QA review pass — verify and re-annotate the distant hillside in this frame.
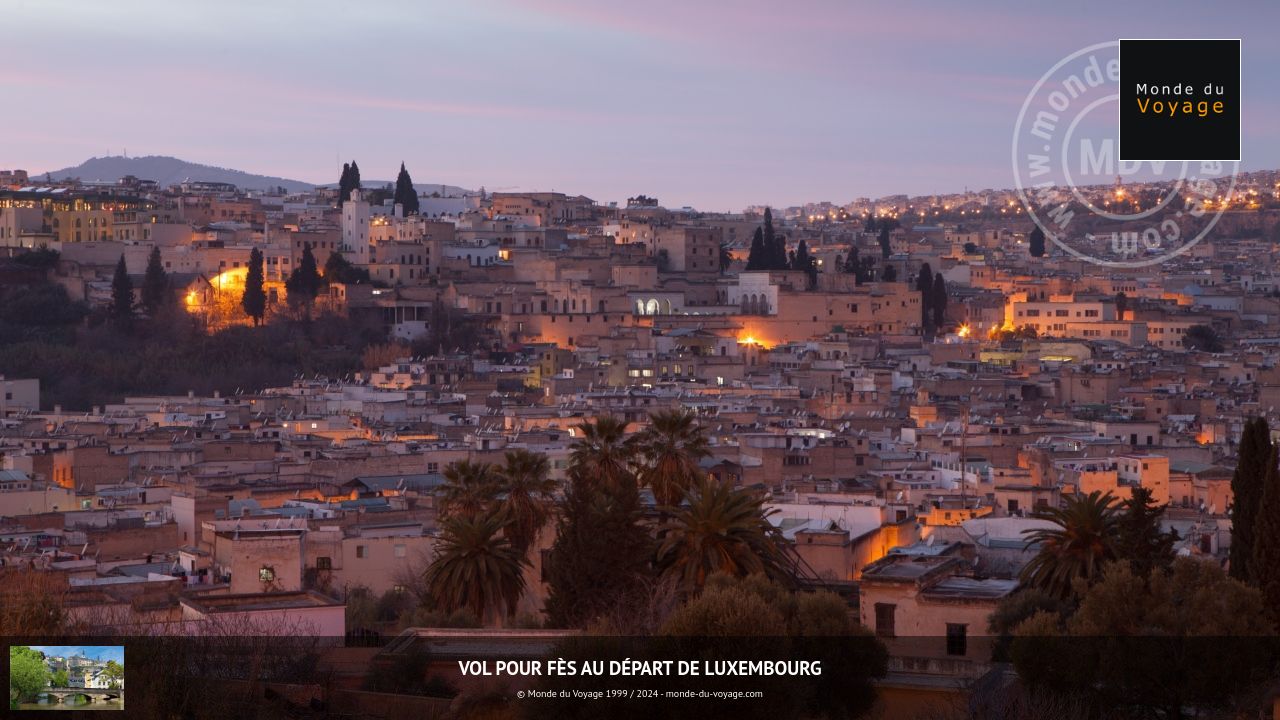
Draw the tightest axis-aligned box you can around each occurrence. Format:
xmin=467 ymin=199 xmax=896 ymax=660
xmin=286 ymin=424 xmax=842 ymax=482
xmin=43 ymin=156 xmax=316 ymax=192
xmin=43 ymin=155 xmax=473 ymax=196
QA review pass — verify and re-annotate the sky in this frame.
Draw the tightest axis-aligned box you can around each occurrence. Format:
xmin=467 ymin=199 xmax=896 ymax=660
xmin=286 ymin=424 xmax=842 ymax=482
xmin=27 ymin=646 xmax=126 ymax=664
xmin=3 ymin=0 xmax=1277 ymax=210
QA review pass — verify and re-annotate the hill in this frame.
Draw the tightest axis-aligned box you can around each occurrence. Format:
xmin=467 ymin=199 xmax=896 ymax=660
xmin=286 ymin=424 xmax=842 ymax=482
xmin=43 ymin=156 xmax=473 ymax=196
xmin=43 ymin=156 xmax=315 ymax=192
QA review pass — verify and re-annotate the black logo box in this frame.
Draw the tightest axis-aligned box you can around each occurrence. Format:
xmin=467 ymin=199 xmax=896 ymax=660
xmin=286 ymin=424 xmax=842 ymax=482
xmin=1119 ymin=39 xmax=1241 ymax=162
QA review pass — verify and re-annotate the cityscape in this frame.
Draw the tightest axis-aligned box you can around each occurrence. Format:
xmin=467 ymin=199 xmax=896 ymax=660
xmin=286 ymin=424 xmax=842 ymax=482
xmin=4 ymin=2 xmax=1280 ymax=719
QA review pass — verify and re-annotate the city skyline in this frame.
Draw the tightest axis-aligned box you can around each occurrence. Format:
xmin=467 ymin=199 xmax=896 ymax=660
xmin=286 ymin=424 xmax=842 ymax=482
xmin=6 ymin=0 xmax=1279 ymax=210
xmin=26 ymin=646 xmax=125 ymax=665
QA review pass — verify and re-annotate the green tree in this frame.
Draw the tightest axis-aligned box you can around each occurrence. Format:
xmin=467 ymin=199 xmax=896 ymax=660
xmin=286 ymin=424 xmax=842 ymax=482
xmin=931 ymin=273 xmax=948 ymax=328
xmin=101 ymin=660 xmax=123 ymax=689
xmin=1183 ymin=324 xmax=1224 ymax=352
xmin=323 ymin=250 xmax=372 ymax=285
xmin=141 ymin=245 xmax=169 ymax=314
xmin=338 ymin=160 xmax=362 ymax=203
xmin=438 ymin=460 xmax=499 ymax=520
xmin=878 ymin=224 xmax=891 ymax=259
xmin=393 ymin=162 xmax=420 ymax=215
xmin=285 ymin=242 xmax=322 ymax=306
xmin=763 ymin=207 xmax=785 ymax=270
xmin=1011 ymin=560 xmax=1275 ymax=719
xmin=881 ymin=263 xmax=897 ymax=282
xmin=51 ymin=668 xmax=68 ymax=688
xmin=660 ymin=575 xmax=788 ymax=636
xmin=745 ymin=227 xmax=766 ymax=271
xmin=1029 ymin=225 xmax=1046 ymax=257
xmin=109 ymin=253 xmax=133 ymax=322
xmin=495 ymin=449 xmax=557 ymax=554
xmin=657 ymin=574 xmax=887 ymax=720
xmin=1252 ymin=443 xmax=1280 ymax=617
xmin=543 ymin=471 xmax=653 ymax=628
xmin=241 ymin=247 xmax=266 ymax=326
xmin=1231 ymin=416 xmax=1271 ymax=582
xmin=9 ymin=645 xmax=48 ymax=704
xmin=635 ymin=409 xmax=709 ymax=508
xmin=1114 ymin=486 xmax=1177 ymax=578
xmin=963 ymin=241 xmax=978 ymax=254
xmin=1115 ymin=291 xmax=1128 ymax=317
xmin=916 ymin=263 xmax=934 ymax=329
xmin=656 ymin=478 xmax=789 ymax=593
xmin=1020 ymin=491 xmax=1120 ymax=599
xmin=424 ymin=510 xmax=528 ymax=622
xmin=12 ymin=245 xmax=59 ymax=269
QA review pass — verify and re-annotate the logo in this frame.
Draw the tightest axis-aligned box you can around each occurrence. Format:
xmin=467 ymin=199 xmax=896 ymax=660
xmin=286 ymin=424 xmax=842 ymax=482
xmin=1012 ymin=41 xmax=1240 ymax=267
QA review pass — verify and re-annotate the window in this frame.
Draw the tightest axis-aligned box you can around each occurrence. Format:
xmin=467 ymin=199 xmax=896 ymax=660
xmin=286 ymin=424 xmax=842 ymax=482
xmin=394 ymin=544 xmax=406 ymax=558
xmin=874 ymin=603 xmax=896 ymax=638
xmin=356 ymin=545 xmax=366 ymax=559
xmin=316 ymin=556 xmax=332 ymax=570
xmin=259 ymin=566 xmax=275 ymax=583
xmin=946 ymin=623 xmax=968 ymax=656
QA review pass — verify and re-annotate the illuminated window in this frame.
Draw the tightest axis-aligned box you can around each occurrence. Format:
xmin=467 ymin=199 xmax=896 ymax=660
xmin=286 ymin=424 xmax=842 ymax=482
xmin=259 ymin=566 xmax=275 ymax=582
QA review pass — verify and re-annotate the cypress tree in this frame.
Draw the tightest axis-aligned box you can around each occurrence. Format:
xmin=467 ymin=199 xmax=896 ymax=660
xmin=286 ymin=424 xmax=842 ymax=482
xmin=774 ymin=235 xmax=790 ymax=270
xmin=349 ymin=160 xmax=361 ymax=195
xmin=109 ymin=254 xmax=133 ymax=321
xmin=792 ymin=239 xmax=809 ymax=271
xmin=844 ymin=247 xmax=859 ymax=274
xmin=242 ymin=247 xmax=266 ymax=326
xmin=1116 ymin=486 xmax=1177 ymax=578
xmin=338 ymin=162 xmax=352 ymax=203
xmin=882 ymin=264 xmax=898 ymax=282
xmin=932 ymin=274 xmax=948 ymax=327
xmin=1029 ymin=226 xmax=1046 ymax=257
xmin=746 ymin=227 xmax=765 ymax=271
xmin=285 ymin=242 xmax=323 ymax=306
xmin=1253 ymin=443 xmax=1280 ymax=617
xmin=141 ymin=245 xmax=169 ymax=314
xmin=917 ymin=263 xmax=934 ymax=330
xmin=1231 ymin=417 xmax=1272 ymax=582
xmin=763 ymin=208 xmax=784 ymax=270
xmin=878 ymin=225 xmax=891 ymax=259
xmin=393 ymin=162 xmax=420 ymax=215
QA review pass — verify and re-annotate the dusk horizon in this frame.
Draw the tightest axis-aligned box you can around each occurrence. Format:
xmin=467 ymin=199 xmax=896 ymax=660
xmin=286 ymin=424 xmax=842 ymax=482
xmin=7 ymin=0 xmax=1279 ymax=210
xmin=5 ymin=3 xmax=1280 ymax=719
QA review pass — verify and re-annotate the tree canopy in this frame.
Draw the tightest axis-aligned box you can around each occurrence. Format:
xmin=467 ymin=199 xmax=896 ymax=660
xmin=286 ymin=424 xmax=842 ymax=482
xmin=393 ymin=162 xmax=420 ymax=215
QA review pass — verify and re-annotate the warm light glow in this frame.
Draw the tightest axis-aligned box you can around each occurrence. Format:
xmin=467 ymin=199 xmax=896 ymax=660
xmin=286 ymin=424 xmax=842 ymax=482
xmin=957 ymin=324 xmax=971 ymax=338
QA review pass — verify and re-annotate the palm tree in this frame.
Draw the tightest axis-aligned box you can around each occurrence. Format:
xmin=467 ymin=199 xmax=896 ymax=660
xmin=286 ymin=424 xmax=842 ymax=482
xmin=425 ymin=510 xmax=528 ymax=622
xmin=568 ymin=416 xmax=637 ymax=496
xmin=438 ymin=460 xmax=499 ymax=519
xmin=1020 ymin=490 xmax=1121 ymax=599
xmin=656 ymin=478 xmax=789 ymax=593
xmin=495 ymin=448 xmax=557 ymax=554
xmin=636 ymin=409 xmax=710 ymax=508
